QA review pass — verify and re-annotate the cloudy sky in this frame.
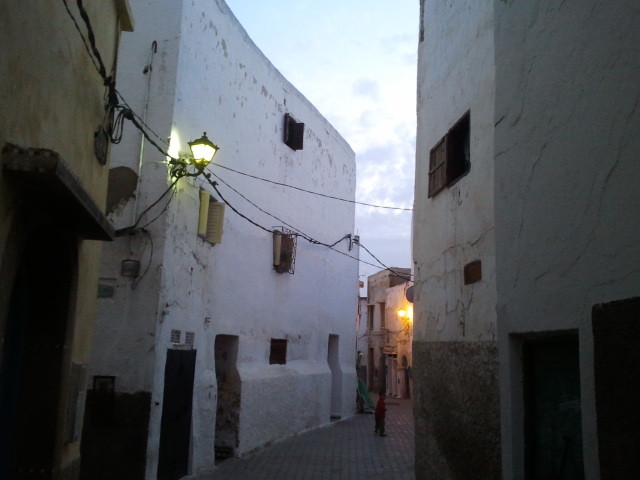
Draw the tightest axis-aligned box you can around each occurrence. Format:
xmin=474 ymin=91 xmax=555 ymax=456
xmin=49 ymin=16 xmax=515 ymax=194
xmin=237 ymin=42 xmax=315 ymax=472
xmin=224 ymin=0 xmax=419 ymax=290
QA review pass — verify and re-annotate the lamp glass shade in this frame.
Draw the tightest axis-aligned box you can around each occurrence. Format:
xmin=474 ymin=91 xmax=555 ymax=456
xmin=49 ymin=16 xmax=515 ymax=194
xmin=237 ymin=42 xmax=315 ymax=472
xmin=189 ymin=132 xmax=219 ymax=165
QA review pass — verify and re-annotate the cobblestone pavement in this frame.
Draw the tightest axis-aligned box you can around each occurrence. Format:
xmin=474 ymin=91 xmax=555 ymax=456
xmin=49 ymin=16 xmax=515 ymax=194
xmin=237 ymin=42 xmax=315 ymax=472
xmin=185 ymin=398 xmax=415 ymax=480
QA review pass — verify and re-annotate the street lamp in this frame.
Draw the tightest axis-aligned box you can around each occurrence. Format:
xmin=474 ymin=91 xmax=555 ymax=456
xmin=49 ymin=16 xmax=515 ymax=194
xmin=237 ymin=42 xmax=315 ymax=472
xmin=169 ymin=132 xmax=220 ymax=179
xmin=397 ymin=307 xmax=413 ymax=323
xmin=188 ymin=132 xmax=219 ymax=168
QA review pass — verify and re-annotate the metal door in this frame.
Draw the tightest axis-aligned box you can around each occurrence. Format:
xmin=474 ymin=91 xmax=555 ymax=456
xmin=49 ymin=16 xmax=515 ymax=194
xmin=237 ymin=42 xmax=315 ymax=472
xmin=523 ymin=336 xmax=584 ymax=480
xmin=157 ymin=349 xmax=196 ymax=480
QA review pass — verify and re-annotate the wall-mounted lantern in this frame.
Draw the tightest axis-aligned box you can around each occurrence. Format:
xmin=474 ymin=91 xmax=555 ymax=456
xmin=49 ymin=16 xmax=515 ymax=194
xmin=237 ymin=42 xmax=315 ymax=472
xmin=169 ymin=132 xmax=220 ymax=179
xmin=398 ymin=307 xmax=413 ymax=323
xmin=188 ymin=132 xmax=219 ymax=167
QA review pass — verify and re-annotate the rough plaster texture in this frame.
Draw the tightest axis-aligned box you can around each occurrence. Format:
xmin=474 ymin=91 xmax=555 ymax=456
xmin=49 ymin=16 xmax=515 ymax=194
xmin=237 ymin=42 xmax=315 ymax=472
xmin=413 ymin=0 xmax=497 ymax=345
xmin=413 ymin=341 xmax=501 ymax=480
xmin=494 ymin=2 xmax=640 ymax=478
xmin=88 ymin=0 xmax=357 ymax=477
xmin=381 ymin=282 xmax=413 ymax=398
xmin=412 ymin=1 xmax=500 ymax=478
xmin=0 ymin=2 xmax=130 ymax=476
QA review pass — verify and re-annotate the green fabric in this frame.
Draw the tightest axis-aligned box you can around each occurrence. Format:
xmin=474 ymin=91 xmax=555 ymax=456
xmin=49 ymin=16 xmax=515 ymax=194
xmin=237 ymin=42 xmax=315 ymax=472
xmin=357 ymin=378 xmax=374 ymax=411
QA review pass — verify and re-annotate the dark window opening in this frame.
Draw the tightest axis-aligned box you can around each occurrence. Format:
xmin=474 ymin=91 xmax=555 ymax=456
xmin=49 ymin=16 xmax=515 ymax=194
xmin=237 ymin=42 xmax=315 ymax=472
xmin=464 ymin=260 xmax=482 ymax=285
xmin=379 ymin=302 xmax=386 ymax=329
xmin=367 ymin=305 xmax=374 ymax=331
xmin=428 ymin=111 xmax=470 ymax=197
xmin=284 ymin=113 xmax=304 ymax=151
xmin=269 ymin=339 xmax=287 ymax=365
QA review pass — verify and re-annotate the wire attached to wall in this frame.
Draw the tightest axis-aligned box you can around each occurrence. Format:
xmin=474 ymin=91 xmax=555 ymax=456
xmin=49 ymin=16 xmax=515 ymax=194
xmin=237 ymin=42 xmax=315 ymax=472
xmin=61 ymin=1 xmax=412 ymax=280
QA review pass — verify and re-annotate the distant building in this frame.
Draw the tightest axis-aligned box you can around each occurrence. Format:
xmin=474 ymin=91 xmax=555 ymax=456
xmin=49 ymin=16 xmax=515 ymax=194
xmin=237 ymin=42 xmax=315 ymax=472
xmin=413 ymin=1 xmax=640 ymax=479
xmin=82 ymin=0 xmax=357 ymax=479
xmin=356 ymin=295 xmax=368 ymax=381
xmin=365 ymin=268 xmax=412 ymax=395
xmin=0 ymin=2 xmax=132 ymax=479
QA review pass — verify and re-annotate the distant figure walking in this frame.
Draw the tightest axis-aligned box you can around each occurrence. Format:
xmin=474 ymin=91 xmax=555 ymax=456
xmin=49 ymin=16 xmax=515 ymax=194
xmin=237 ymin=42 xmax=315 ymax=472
xmin=374 ymin=391 xmax=387 ymax=437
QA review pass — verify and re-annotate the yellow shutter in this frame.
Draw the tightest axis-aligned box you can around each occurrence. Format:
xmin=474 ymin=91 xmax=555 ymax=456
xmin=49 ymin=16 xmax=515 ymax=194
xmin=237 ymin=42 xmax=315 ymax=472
xmin=198 ymin=189 xmax=210 ymax=237
xmin=205 ymin=201 xmax=225 ymax=244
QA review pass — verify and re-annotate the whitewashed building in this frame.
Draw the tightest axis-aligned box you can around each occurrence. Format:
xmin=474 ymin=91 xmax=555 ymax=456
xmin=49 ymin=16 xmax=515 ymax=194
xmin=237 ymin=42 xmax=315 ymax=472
xmin=364 ymin=269 xmax=412 ymax=395
xmin=382 ymin=281 xmax=413 ymax=399
xmin=356 ymin=295 xmax=368 ymax=381
xmin=412 ymin=0 xmax=500 ymax=478
xmin=83 ymin=1 xmax=358 ymax=478
xmin=413 ymin=1 xmax=640 ymax=479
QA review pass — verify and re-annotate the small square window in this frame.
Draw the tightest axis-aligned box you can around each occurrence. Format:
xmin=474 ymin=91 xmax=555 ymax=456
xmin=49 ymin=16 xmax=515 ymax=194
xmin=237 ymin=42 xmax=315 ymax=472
xmin=269 ymin=339 xmax=287 ymax=364
xmin=284 ymin=113 xmax=304 ymax=151
xmin=428 ymin=111 xmax=470 ymax=197
xmin=198 ymin=189 xmax=225 ymax=244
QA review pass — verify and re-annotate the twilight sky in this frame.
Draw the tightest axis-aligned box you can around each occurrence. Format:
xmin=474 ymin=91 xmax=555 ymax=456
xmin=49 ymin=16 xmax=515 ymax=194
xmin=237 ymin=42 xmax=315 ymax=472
xmin=224 ymin=0 xmax=418 ymax=290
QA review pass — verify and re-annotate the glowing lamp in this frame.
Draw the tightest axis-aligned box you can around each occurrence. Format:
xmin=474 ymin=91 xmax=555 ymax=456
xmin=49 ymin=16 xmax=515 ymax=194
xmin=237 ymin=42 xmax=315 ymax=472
xmin=188 ymin=132 xmax=219 ymax=166
xmin=398 ymin=307 xmax=413 ymax=323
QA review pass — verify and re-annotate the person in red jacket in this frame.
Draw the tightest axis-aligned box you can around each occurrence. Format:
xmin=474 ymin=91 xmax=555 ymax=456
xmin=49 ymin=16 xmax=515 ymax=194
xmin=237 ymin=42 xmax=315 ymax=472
xmin=374 ymin=391 xmax=387 ymax=436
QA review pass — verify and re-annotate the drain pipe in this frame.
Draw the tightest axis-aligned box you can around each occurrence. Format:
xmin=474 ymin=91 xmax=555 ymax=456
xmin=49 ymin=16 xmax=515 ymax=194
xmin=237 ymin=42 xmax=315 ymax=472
xmin=129 ymin=40 xmax=158 ymax=252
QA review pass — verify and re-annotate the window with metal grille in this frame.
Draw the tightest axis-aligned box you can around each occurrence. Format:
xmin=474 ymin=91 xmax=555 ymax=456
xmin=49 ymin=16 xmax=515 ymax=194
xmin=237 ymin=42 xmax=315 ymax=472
xmin=269 ymin=339 xmax=287 ymax=364
xmin=428 ymin=111 xmax=470 ymax=197
xmin=283 ymin=113 xmax=304 ymax=151
xmin=170 ymin=329 xmax=181 ymax=343
xmin=198 ymin=189 xmax=225 ymax=244
xmin=273 ymin=228 xmax=297 ymax=274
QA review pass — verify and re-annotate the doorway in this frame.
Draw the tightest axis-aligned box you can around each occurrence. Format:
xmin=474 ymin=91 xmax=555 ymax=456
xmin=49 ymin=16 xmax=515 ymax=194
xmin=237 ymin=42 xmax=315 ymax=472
xmin=0 ymin=231 xmax=75 ymax=479
xmin=214 ymin=335 xmax=240 ymax=463
xmin=157 ymin=349 xmax=196 ymax=480
xmin=327 ymin=335 xmax=342 ymax=420
xmin=523 ymin=335 xmax=584 ymax=480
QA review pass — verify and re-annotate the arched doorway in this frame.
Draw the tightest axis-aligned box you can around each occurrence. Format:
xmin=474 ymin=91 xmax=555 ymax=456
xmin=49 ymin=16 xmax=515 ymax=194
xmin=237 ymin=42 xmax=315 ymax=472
xmin=0 ymin=227 xmax=76 ymax=478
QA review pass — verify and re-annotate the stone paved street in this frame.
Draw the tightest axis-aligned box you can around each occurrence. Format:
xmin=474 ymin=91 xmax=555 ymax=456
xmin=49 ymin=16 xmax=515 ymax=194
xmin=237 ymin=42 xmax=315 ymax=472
xmin=185 ymin=398 xmax=414 ymax=480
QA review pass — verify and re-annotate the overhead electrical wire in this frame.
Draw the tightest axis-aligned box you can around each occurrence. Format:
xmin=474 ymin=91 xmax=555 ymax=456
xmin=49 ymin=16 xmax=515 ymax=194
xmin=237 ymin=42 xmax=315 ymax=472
xmin=212 ymin=163 xmax=413 ymax=212
xmin=206 ymin=173 xmax=411 ymax=278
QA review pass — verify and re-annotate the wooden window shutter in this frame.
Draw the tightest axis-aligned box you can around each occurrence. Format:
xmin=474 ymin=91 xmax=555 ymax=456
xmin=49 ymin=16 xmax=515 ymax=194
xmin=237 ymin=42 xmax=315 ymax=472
xmin=205 ymin=201 xmax=224 ymax=244
xmin=428 ymin=135 xmax=447 ymax=197
xmin=198 ymin=190 xmax=225 ymax=244
xmin=198 ymin=189 xmax=210 ymax=237
xmin=284 ymin=113 xmax=304 ymax=151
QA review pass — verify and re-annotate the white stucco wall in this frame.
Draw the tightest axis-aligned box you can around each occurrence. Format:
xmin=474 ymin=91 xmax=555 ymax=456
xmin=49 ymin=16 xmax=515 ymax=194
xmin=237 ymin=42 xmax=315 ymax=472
xmin=412 ymin=2 xmax=503 ymax=478
xmin=356 ymin=297 xmax=368 ymax=363
xmin=91 ymin=0 xmax=358 ymax=477
xmin=494 ymin=2 xmax=640 ymax=478
xmin=91 ymin=0 xmax=183 ymax=395
xmin=383 ymin=283 xmax=413 ymax=398
xmin=413 ymin=0 xmax=496 ymax=344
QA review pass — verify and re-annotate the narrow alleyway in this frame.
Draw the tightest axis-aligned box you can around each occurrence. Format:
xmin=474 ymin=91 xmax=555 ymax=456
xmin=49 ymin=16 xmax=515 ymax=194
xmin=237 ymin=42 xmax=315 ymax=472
xmin=186 ymin=398 xmax=415 ymax=480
